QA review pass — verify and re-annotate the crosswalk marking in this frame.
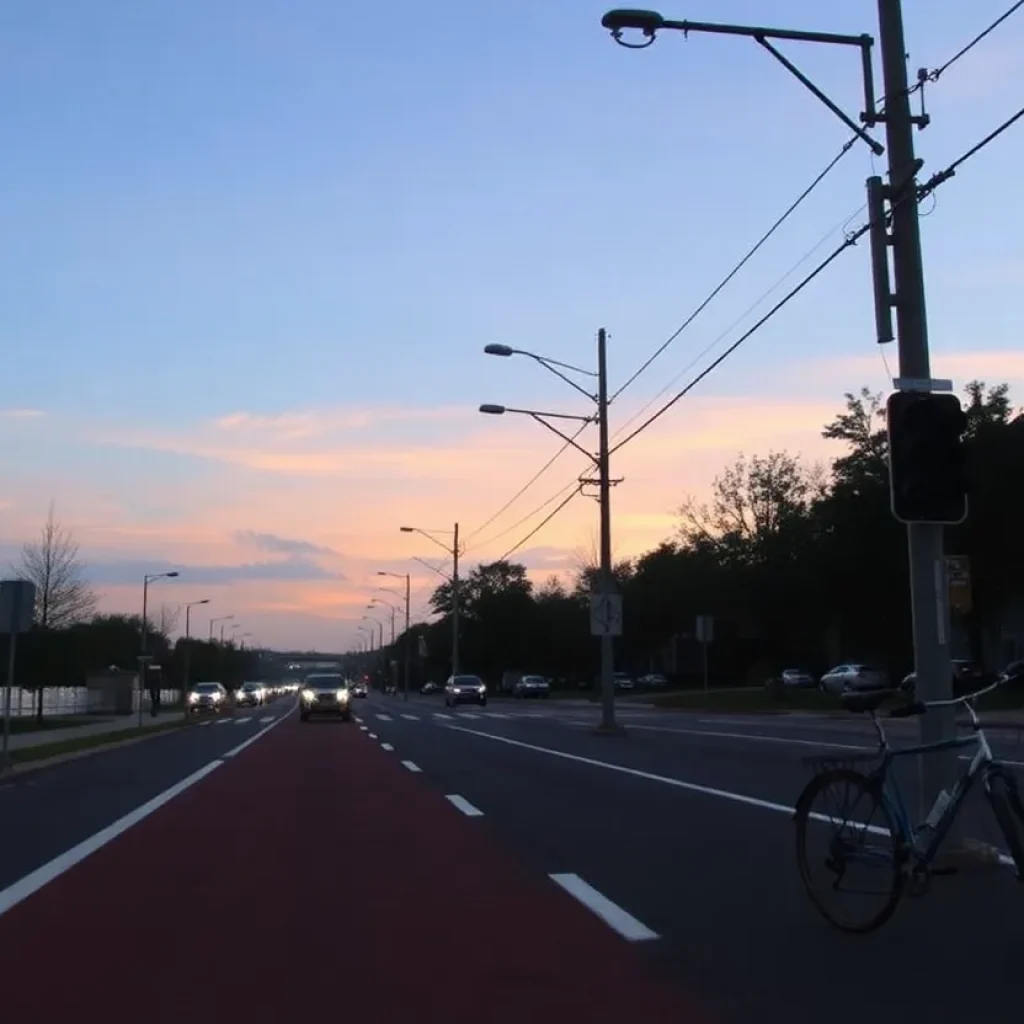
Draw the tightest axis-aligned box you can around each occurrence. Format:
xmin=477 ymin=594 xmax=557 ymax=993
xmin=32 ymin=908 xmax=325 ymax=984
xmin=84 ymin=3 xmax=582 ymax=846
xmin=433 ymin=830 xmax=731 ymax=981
xmin=401 ymin=714 xmax=419 ymax=721
xmin=375 ymin=714 xmax=393 ymax=722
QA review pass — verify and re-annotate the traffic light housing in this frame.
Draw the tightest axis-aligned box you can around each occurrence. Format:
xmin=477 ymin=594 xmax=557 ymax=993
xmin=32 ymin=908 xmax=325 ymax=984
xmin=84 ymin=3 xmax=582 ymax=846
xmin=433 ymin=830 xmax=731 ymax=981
xmin=886 ymin=390 xmax=968 ymax=524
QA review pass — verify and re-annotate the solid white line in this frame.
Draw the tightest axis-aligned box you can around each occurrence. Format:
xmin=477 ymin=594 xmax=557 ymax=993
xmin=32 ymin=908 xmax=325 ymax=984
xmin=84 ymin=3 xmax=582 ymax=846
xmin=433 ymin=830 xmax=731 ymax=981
xmin=629 ymin=724 xmax=869 ymax=752
xmin=445 ymin=794 xmax=483 ymax=817
xmin=433 ymin=713 xmax=453 ymax=720
xmin=549 ymin=873 xmax=658 ymax=942
xmin=368 ymin=733 xmax=377 ymax=740
xmin=376 ymin=714 xmax=393 ymax=722
xmin=222 ymin=709 xmax=291 ymax=758
xmin=0 ymin=760 xmax=223 ymax=920
xmin=401 ymin=714 xmax=419 ymax=721
xmin=381 ymin=742 xmax=394 ymax=751
xmin=401 ymin=760 xmax=421 ymax=772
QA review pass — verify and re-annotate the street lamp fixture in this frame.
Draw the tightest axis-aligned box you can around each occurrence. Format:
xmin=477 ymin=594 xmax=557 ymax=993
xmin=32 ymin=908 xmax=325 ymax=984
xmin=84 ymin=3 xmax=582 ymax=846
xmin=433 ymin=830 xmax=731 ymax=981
xmin=139 ymin=570 xmax=180 ymax=727
xmin=377 ymin=570 xmax=412 ymax=701
xmin=181 ymin=598 xmax=210 ymax=699
xmin=209 ymin=614 xmax=234 ymax=642
xmin=479 ymin=404 xmax=505 ymax=415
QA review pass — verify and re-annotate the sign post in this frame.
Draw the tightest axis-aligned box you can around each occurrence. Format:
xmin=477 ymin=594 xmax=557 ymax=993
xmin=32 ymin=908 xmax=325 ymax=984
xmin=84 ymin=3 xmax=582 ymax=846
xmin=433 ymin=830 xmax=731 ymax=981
xmin=1 ymin=580 xmax=37 ymax=772
xmin=695 ymin=615 xmax=714 ymax=700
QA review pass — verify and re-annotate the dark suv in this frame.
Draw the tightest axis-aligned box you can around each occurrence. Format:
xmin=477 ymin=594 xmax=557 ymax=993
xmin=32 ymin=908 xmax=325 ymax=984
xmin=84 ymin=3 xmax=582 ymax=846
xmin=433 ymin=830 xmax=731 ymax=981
xmin=300 ymin=674 xmax=352 ymax=722
xmin=445 ymin=675 xmax=487 ymax=708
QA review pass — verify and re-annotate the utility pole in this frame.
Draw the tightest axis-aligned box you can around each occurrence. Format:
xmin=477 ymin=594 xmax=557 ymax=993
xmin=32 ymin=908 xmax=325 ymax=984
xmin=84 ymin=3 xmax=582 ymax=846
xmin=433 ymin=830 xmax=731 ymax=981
xmin=403 ymin=573 xmax=411 ymax=702
xmin=451 ymin=522 xmax=461 ymax=677
xmin=873 ymin=0 xmax=956 ymax=817
xmin=595 ymin=328 xmax=617 ymax=733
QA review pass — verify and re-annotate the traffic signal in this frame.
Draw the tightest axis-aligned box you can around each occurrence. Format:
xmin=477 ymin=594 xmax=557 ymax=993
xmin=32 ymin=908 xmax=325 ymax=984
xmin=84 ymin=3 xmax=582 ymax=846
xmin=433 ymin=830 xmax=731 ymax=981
xmin=886 ymin=390 xmax=968 ymax=524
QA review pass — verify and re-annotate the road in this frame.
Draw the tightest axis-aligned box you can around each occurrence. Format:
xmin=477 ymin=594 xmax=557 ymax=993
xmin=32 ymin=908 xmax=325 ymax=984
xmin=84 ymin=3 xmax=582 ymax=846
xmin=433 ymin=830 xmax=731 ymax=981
xmin=0 ymin=694 xmax=1020 ymax=1022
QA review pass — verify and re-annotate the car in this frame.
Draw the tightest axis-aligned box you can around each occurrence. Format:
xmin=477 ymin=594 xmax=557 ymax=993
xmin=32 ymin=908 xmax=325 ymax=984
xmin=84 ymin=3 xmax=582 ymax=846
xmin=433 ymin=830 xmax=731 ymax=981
xmin=513 ymin=674 xmax=550 ymax=698
xmin=300 ymin=674 xmax=352 ymax=722
xmin=421 ymin=681 xmax=440 ymax=694
xmin=820 ymin=664 xmax=890 ymax=695
xmin=350 ymin=681 xmax=368 ymax=698
xmin=445 ymin=675 xmax=487 ymax=707
xmin=187 ymin=681 xmax=228 ymax=714
xmin=235 ymin=681 xmax=265 ymax=708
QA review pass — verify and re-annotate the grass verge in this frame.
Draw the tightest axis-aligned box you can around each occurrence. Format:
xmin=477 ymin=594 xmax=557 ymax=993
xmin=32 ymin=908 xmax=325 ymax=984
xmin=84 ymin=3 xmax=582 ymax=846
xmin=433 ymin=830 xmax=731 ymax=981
xmin=9 ymin=719 xmax=190 ymax=766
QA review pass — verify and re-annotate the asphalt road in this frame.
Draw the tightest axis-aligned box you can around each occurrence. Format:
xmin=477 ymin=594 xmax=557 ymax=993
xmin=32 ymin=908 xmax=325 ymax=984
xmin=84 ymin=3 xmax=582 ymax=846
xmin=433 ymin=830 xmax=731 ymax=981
xmin=0 ymin=691 xmax=1020 ymax=1022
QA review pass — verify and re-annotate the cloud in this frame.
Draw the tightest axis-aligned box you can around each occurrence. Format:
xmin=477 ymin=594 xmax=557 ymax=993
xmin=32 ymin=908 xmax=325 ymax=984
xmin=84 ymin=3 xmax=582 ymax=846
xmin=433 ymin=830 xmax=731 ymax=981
xmin=0 ymin=409 xmax=44 ymax=419
xmin=84 ymin=556 xmax=345 ymax=587
xmin=235 ymin=530 xmax=335 ymax=556
xmin=212 ymin=405 xmax=469 ymax=440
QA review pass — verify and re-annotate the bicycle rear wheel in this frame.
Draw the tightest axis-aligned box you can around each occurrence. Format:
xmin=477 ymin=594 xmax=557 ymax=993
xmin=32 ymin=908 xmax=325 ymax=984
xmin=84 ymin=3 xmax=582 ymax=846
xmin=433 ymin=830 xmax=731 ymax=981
xmin=984 ymin=765 xmax=1024 ymax=879
xmin=794 ymin=767 xmax=909 ymax=933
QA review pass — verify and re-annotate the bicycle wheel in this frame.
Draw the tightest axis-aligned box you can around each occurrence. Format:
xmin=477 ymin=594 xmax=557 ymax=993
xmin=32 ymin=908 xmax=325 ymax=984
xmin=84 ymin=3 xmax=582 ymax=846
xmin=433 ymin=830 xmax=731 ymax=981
xmin=794 ymin=767 xmax=910 ymax=933
xmin=984 ymin=765 xmax=1024 ymax=879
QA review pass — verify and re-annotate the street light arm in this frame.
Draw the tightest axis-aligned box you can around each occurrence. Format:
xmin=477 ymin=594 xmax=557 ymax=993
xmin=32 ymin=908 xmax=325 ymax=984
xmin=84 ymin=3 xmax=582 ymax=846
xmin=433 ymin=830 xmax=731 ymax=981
xmin=528 ymin=354 xmax=599 ymax=401
xmin=412 ymin=556 xmax=451 ymax=582
xmin=406 ymin=527 xmax=455 ymax=558
xmin=528 ymin=413 xmax=597 ymax=463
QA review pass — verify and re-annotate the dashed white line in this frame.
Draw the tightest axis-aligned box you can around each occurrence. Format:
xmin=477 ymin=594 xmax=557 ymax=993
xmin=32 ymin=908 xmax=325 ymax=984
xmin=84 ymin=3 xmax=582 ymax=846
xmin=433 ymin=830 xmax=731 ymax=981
xmin=460 ymin=713 xmax=480 ymax=720
xmin=549 ymin=873 xmax=658 ymax=942
xmin=445 ymin=794 xmax=483 ymax=817
xmin=401 ymin=714 xmax=419 ymax=721
xmin=375 ymin=714 xmax=393 ymax=722
xmin=368 ymin=733 xmax=378 ymax=740
xmin=234 ymin=717 xmax=251 ymax=726
xmin=359 ymin=725 xmax=368 ymax=731
xmin=380 ymin=742 xmax=394 ymax=751
xmin=259 ymin=716 xmax=274 ymax=724
xmin=484 ymin=712 xmax=510 ymax=719
xmin=433 ymin=713 xmax=453 ymax=720
xmin=401 ymin=760 xmax=421 ymax=772
xmin=215 ymin=719 xmax=231 ymax=726
xmin=199 ymin=721 xmax=212 ymax=727
xmin=0 ymin=760 xmax=223 ymax=920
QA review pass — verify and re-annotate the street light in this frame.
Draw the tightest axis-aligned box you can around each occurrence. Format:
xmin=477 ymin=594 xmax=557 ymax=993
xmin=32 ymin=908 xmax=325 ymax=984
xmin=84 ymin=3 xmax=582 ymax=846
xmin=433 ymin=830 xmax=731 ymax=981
xmin=369 ymin=599 xmax=398 ymax=644
xmin=182 ymin=598 xmax=210 ymax=702
xmin=481 ymin=332 xmax=623 ymax=734
xmin=377 ymin=571 xmax=412 ymax=701
xmin=210 ymin=614 xmax=234 ymax=642
xmin=140 ymin=571 xmax=179 ymax=726
xmin=362 ymin=615 xmax=384 ymax=651
xmin=399 ymin=524 xmax=461 ymax=677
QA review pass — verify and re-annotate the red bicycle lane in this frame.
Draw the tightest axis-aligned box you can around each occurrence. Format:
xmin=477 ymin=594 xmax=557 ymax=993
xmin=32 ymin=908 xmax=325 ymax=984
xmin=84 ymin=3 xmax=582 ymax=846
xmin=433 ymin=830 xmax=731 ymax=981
xmin=0 ymin=716 xmax=712 ymax=1024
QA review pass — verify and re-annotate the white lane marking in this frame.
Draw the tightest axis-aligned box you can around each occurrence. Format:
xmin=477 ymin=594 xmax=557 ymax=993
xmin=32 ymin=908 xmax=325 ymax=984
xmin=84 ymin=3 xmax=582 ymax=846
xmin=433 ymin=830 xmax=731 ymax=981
xmin=200 ymin=721 xmax=212 ymax=728
xmin=460 ymin=713 xmax=480 ymax=720
xmin=0 ymin=760 xmax=223 ymax=920
xmin=446 ymin=794 xmax=483 ymax=817
xmin=445 ymin=725 xmax=1019 ymax=867
xmin=354 ymin=717 xmax=363 ymax=724
xmin=549 ymin=873 xmax=658 ymax=942
xmin=484 ymin=712 xmax=510 ymax=719
xmin=401 ymin=760 xmax=421 ymax=772
xmin=401 ymin=714 xmax=419 ymax=721
xmin=215 ymin=718 xmax=231 ymax=725
xmin=234 ymin=717 xmax=252 ymax=725
xmin=433 ymin=713 xmax=453 ymax=720
xmin=359 ymin=725 xmax=368 ymax=732
xmin=376 ymin=714 xmax=393 ymax=722
xmin=259 ymin=716 xmax=274 ymax=724
xmin=222 ymin=709 xmax=291 ymax=758
xmin=368 ymin=733 xmax=378 ymax=740
xmin=380 ymin=742 xmax=395 ymax=751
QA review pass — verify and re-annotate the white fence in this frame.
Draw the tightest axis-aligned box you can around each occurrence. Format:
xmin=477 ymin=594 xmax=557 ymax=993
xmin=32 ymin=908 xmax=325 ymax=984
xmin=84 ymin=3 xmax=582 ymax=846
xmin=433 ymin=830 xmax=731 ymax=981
xmin=2 ymin=685 xmax=183 ymax=717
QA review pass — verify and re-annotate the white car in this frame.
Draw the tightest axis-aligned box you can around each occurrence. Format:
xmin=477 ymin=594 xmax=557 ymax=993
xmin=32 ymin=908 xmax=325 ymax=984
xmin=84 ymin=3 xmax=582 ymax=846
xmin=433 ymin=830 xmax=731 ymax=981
xmin=819 ymin=664 xmax=890 ymax=695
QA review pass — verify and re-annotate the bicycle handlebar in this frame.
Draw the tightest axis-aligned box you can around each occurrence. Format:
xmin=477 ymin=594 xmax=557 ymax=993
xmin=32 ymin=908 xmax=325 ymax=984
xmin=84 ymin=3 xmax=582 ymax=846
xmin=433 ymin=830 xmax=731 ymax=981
xmin=888 ymin=674 xmax=1005 ymax=718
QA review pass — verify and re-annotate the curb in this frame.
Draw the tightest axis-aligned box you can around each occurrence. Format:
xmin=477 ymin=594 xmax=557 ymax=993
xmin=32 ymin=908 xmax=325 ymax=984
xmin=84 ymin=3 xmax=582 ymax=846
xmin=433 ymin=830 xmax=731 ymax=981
xmin=1 ymin=720 xmax=191 ymax=779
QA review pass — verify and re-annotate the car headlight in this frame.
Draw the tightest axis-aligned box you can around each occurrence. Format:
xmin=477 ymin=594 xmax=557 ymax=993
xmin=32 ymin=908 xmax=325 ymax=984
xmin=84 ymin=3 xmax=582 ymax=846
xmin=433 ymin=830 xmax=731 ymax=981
xmin=477 ymin=685 xmax=486 ymax=694
xmin=211 ymin=692 xmax=222 ymax=702
xmin=337 ymin=689 xmax=349 ymax=702
xmin=302 ymin=689 xmax=315 ymax=702
xmin=188 ymin=693 xmax=199 ymax=703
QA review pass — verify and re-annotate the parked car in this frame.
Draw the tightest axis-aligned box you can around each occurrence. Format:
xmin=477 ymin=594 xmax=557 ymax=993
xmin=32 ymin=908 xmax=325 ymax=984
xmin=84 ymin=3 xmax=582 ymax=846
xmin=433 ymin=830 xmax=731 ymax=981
xmin=188 ymin=681 xmax=228 ymax=714
xmin=637 ymin=673 xmax=669 ymax=688
xmin=445 ymin=675 xmax=487 ymax=707
xmin=780 ymin=668 xmax=817 ymax=689
xmin=819 ymin=664 xmax=890 ymax=695
xmin=513 ymin=675 xmax=550 ymax=698
xmin=613 ymin=672 xmax=635 ymax=691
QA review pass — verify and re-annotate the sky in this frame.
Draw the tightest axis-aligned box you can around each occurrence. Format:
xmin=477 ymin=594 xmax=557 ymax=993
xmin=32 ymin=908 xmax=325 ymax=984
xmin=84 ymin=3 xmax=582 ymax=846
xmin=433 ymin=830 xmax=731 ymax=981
xmin=1 ymin=0 xmax=1022 ymax=651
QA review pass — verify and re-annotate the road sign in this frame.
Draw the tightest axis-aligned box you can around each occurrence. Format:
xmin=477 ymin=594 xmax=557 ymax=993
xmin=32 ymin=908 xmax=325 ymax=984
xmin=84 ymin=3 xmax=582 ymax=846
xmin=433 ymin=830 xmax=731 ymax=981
xmin=695 ymin=614 xmax=714 ymax=644
xmin=0 ymin=580 xmax=36 ymax=634
xmin=589 ymin=593 xmax=623 ymax=637
xmin=946 ymin=555 xmax=972 ymax=614
xmin=417 ymin=635 xmax=429 ymax=658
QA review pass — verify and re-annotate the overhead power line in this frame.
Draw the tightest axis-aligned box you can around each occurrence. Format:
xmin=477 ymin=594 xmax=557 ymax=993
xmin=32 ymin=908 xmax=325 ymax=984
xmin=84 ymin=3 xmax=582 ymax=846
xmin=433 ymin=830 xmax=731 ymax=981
xmin=473 ymin=478 xmax=581 ymax=551
xmin=927 ymin=0 xmax=1024 ymax=83
xmin=498 ymin=487 xmax=582 ymax=562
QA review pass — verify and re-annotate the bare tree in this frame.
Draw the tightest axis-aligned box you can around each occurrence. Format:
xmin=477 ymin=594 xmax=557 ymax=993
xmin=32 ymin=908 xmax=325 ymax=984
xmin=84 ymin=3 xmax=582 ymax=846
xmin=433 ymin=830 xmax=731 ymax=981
xmin=16 ymin=502 xmax=97 ymax=628
xmin=156 ymin=603 xmax=181 ymax=639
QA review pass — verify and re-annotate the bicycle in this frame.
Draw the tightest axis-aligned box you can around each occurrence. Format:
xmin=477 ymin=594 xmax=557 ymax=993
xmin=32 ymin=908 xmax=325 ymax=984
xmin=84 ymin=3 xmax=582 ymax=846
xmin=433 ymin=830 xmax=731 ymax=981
xmin=793 ymin=677 xmax=1024 ymax=932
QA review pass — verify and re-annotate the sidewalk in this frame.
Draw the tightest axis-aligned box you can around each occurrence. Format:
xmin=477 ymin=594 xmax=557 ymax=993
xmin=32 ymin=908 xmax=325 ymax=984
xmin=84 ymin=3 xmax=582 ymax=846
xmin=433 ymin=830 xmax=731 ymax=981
xmin=5 ymin=711 xmax=186 ymax=752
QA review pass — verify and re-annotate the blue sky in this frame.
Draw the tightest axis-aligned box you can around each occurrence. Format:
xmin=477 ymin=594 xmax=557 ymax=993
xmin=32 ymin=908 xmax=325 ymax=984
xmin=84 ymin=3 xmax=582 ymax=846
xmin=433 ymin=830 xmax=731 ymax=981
xmin=1 ymin=1 xmax=1022 ymax=648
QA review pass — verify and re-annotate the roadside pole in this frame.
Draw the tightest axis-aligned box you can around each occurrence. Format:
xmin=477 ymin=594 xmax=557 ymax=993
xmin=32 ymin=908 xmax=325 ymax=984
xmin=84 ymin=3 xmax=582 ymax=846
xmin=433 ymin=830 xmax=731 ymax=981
xmin=1 ymin=580 xmax=36 ymax=773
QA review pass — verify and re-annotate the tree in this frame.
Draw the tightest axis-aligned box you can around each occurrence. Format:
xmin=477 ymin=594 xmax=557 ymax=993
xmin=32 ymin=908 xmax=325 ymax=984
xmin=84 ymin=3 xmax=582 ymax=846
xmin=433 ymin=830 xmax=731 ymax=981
xmin=156 ymin=603 xmax=181 ymax=639
xmin=15 ymin=502 xmax=97 ymax=629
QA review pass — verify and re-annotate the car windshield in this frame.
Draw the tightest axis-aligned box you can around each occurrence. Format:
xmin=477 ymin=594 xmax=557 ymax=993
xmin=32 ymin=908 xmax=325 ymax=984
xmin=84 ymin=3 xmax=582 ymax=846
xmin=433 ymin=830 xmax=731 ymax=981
xmin=194 ymin=684 xmax=219 ymax=694
xmin=307 ymin=676 xmax=343 ymax=688
xmin=523 ymin=676 xmax=546 ymax=683
xmin=242 ymin=683 xmax=259 ymax=691
xmin=453 ymin=676 xmax=481 ymax=686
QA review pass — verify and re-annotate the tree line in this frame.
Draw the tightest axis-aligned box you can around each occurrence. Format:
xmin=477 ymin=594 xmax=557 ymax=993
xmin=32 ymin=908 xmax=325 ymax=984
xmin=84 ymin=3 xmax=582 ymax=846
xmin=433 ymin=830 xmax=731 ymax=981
xmin=3 ymin=506 xmax=258 ymax=718
xmin=390 ymin=381 xmax=1023 ymax=689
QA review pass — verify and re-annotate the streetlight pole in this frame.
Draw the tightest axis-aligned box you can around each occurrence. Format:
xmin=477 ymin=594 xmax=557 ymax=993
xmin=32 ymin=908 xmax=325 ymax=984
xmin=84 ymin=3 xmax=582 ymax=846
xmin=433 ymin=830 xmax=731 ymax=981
xmin=599 ymin=0 xmax=955 ymax=821
xmin=210 ymin=615 xmax=234 ymax=642
xmin=399 ymin=525 xmax=461 ymax=677
xmin=480 ymin=333 xmax=623 ymax=734
xmin=378 ymin=572 xmax=411 ymax=701
xmin=140 ymin=571 xmax=179 ymax=726
xmin=370 ymin=599 xmax=397 ymax=644
xmin=183 ymin=598 xmax=210 ymax=705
